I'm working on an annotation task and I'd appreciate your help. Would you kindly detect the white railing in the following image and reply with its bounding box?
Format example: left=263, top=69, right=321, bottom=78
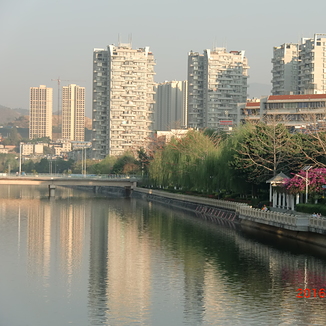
left=0, top=173, right=140, bottom=180
left=309, top=217, right=326, bottom=232
left=238, top=205, right=307, bottom=230
left=136, top=188, right=246, bottom=211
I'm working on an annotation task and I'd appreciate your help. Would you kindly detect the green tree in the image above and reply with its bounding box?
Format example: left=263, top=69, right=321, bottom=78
left=148, top=130, right=219, bottom=193
left=230, top=122, right=299, bottom=184
left=112, top=152, right=139, bottom=175
left=22, top=160, right=35, bottom=173
left=2, top=127, right=22, bottom=146
left=137, top=147, right=150, bottom=176
left=34, top=158, right=51, bottom=173
left=86, top=156, right=117, bottom=174
left=0, top=154, right=18, bottom=173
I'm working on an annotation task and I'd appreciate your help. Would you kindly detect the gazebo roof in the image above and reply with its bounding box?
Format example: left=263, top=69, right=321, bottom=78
left=266, top=172, right=289, bottom=184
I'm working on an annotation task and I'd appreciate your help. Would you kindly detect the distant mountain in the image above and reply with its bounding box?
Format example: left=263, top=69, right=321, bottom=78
left=0, top=105, right=23, bottom=125
left=13, top=108, right=29, bottom=115
left=248, top=83, right=271, bottom=99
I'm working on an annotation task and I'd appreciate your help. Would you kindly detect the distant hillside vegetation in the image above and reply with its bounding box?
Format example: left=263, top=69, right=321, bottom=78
left=0, top=105, right=23, bottom=125
left=0, top=104, right=92, bottom=129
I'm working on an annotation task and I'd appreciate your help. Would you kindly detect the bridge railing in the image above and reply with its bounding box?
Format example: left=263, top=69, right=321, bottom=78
left=1, top=173, right=140, bottom=180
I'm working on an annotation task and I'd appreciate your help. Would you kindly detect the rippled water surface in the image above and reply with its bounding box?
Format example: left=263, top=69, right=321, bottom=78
left=1, top=185, right=326, bottom=326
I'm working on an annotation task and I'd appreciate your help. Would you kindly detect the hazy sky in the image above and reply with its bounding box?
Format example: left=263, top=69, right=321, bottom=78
left=1, top=0, right=325, bottom=117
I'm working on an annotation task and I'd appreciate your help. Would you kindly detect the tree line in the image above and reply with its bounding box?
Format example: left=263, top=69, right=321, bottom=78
left=4, top=120, right=326, bottom=203
left=145, top=121, right=326, bottom=199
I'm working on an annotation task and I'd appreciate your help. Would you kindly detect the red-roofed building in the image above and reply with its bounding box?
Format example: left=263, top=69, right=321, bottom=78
left=239, top=99, right=261, bottom=124
left=238, top=94, right=326, bottom=131
left=261, top=94, right=326, bottom=130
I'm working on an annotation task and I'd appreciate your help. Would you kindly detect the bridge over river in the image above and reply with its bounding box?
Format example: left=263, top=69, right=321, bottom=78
left=0, top=174, right=139, bottom=197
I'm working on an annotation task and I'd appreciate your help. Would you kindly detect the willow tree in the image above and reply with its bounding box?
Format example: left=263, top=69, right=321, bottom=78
left=148, top=130, right=219, bottom=192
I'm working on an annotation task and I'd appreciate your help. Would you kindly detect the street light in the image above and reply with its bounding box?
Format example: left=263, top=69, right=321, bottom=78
left=302, top=165, right=312, bottom=203
left=19, top=142, right=23, bottom=175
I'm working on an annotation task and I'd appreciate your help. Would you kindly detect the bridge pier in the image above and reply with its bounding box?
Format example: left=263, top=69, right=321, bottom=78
left=125, top=186, right=132, bottom=198
left=49, top=184, right=56, bottom=197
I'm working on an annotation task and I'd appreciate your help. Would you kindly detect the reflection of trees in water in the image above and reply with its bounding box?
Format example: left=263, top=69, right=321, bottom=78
left=125, top=199, right=326, bottom=321
left=3, top=186, right=326, bottom=324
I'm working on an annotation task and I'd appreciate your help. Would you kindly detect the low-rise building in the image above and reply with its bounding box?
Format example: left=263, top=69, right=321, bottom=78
left=261, top=94, right=326, bottom=130
left=238, top=99, right=261, bottom=124
left=50, top=139, right=72, bottom=157
left=67, top=141, right=92, bottom=161
left=239, top=94, right=326, bottom=132
left=0, top=145, right=8, bottom=154
left=156, top=129, right=190, bottom=144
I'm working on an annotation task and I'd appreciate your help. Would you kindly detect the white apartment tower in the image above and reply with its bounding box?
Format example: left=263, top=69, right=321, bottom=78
left=62, top=84, right=85, bottom=141
left=154, top=81, right=188, bottom=131
left=271, top=43, right=299, bottom=95
left=29, top=85, right=53, bottom=140
left=187, top=48, right=249, bottom=131
left=298, top=34, right=326, bottom=94
left=272, top=34, right=326, bottom=95
left=92, top=43, right=156, bottom=158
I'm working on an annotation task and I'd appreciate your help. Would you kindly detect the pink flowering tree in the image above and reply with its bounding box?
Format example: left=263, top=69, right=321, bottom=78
left=284, top=168, right=326, bottom=197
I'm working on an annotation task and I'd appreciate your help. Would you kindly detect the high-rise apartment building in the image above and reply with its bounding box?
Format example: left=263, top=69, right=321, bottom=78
left=154, top=81, right=188, bottom=131
left=62, top=84, right=85, bottom=141
left=92, top=43, right=156, bottom=159
left=29, top=85, right=53, bottom=140
left=187, top=48, right=249, bottom=131
left=298, top=34, right=326, bottom=94
left=271, top=43, right=299, bottom=95
left=272, top=34, right=326, bottom=95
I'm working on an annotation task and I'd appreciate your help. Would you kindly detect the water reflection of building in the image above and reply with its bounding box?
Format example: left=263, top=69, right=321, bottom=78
left=88, top=200, right=151, bottom=325
left=59, top=202, right=86, bottom=290
left=25, top=191, right=87, bottom=292
left=232, top=230, right=326, bottom=323
left=88, top=204, right=109, bottom=324
left=27, top=201, right=52, bottom=283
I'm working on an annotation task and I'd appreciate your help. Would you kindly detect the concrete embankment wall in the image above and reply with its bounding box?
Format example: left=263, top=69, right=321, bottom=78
left=241, top=219, right=326, bottom=248
left=134, top=188, right=326, bottom=248
left=133, top=187, right=241, bottom=212
left=68, top=185, right=326, bottom=248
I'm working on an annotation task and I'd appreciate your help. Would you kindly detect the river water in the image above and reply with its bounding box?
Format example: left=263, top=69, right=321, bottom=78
left=1, top=185, right=326, bottom=326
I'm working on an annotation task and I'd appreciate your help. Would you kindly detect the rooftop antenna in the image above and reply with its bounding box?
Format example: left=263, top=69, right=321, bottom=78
left=118, top=33, right=120, bottom=46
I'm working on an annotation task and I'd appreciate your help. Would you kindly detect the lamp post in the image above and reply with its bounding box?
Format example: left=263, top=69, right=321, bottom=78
left=81, top=147, right=87, bottom=177
left=19, top=142, right=22, bottom=175
left=84, top=147, right=87, bottom=178
left=302, top=165, right=312, bottom=203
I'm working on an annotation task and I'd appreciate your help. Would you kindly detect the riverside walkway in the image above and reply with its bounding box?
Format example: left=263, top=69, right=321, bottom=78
left=134, top=188, right=326, bottom=236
